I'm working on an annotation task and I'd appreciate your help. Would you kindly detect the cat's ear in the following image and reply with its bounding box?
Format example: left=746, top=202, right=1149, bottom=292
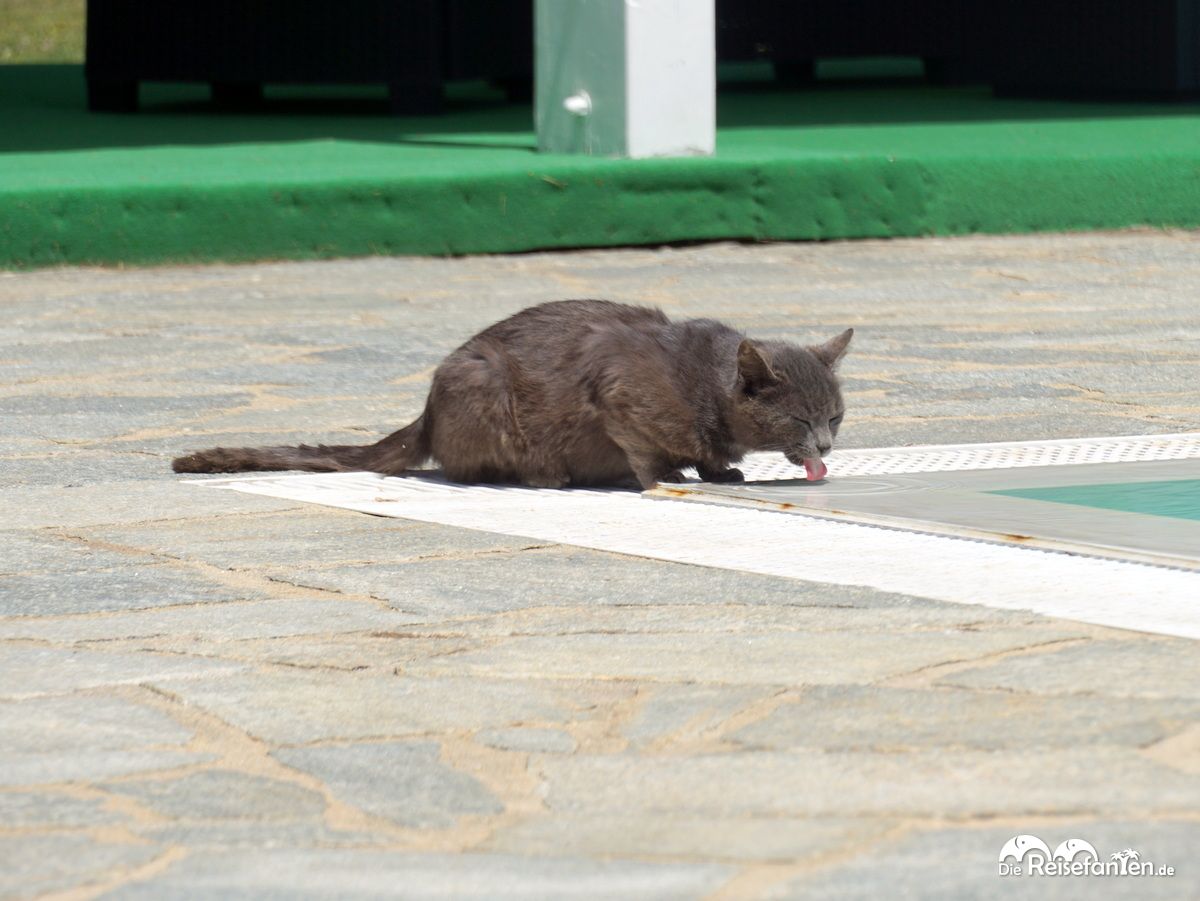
left=812, top=328, right=854, bottom=370
left=737, top=340, right=779, bottom=392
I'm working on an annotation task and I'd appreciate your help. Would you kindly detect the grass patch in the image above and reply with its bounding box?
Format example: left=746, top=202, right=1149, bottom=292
left=0, top=0, right=84, bottom=64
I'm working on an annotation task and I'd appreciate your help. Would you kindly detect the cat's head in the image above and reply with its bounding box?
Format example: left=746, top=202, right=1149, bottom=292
left=731, top=329, right=853, bottom=477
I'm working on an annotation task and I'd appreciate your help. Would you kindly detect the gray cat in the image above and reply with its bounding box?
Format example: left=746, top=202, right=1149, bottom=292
left=173, top=299, right=852, bottom=489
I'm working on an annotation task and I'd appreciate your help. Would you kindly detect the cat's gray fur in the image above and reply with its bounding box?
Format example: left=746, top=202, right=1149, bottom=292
left=173, top=300, right=852, bottom=489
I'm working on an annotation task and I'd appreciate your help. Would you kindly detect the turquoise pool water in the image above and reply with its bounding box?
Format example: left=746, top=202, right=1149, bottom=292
left=990, top=479, right=1200, bottom=522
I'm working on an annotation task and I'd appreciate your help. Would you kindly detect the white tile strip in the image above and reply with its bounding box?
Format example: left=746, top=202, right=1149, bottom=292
left=193, top=432, right=1200, bottom=640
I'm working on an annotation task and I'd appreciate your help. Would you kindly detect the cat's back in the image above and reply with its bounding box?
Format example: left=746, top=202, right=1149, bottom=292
left=476, top=299, right=669, bottom=347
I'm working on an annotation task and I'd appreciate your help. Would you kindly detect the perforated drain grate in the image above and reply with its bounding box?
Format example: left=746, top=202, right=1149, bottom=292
left=739, top=432, right=1200, bottom=480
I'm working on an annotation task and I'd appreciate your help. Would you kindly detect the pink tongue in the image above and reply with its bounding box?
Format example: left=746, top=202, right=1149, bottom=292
left=803, top=458, right=828, bottom=481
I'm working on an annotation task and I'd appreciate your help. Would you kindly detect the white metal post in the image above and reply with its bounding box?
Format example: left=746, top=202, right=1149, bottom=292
left=535, top=0, right=715, bottom=158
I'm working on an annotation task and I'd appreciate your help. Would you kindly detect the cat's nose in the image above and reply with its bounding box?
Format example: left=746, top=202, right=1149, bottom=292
left=816, top=442, right=832, bottom=456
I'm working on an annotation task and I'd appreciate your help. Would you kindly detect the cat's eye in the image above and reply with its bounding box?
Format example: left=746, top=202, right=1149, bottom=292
left=830, top=413, right=844, bottom=427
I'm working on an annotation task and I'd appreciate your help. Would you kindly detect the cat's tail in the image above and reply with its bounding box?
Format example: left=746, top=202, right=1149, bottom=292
left=171, top=414, right=431, bottom=475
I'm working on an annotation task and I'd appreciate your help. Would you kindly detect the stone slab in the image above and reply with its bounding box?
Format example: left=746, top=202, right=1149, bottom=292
left=0, top=790, right=122, bottom=828
left=733, top=685, right=1200, bottom=751
left=390, top=596, right=1035, bottom=639
left=0, top=695, right=207, bottom=786
left=0, top=451, right=181, bottom=489
left=0, top=644, right=245, bottom=698
left=278, top=546, right=1057, bottom=621
left=0, top=393, right=248, bottom=442
left=404, top=628, right=1083, bottom=685
left=538, top=749, right=1200, bottom=818
left=623, top=684, right=769, bottom=750
left=103, top=770, right=326, bottom=822
left=0, top=565, right=266, bottom=616
left=86, top=515, right=541, bottom=572
left=0, top=834, right=162, bottom=899
left=273, top=741, right=502, bottom=828
left=487, top=815, right=893, bottom=863
left=476, top=728, right=577, bottom=754
left=103, top=848, right=733, bottom=900
left=160, top=670, right=622, bottom=744
left=938, top=639, right=1200, bottom=700
left=0, top=598, right=420, bottom=643
left=0, top=481, right=300, bottom=530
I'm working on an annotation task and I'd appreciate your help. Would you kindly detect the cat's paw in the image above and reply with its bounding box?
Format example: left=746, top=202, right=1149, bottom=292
left=700, top=466, right=744, bottom=483
left=657, top=469, right=687, bottom=484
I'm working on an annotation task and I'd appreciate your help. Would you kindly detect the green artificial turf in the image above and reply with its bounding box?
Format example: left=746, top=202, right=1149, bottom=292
left=4, top=64, right=1200, bottom=268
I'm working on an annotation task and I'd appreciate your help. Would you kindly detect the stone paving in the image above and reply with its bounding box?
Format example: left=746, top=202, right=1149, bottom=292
left=2, top=232, right=1199, bottom=899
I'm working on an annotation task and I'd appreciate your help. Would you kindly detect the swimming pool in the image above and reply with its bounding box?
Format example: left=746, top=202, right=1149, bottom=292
left=991, top=478, right=1200, bottom=522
